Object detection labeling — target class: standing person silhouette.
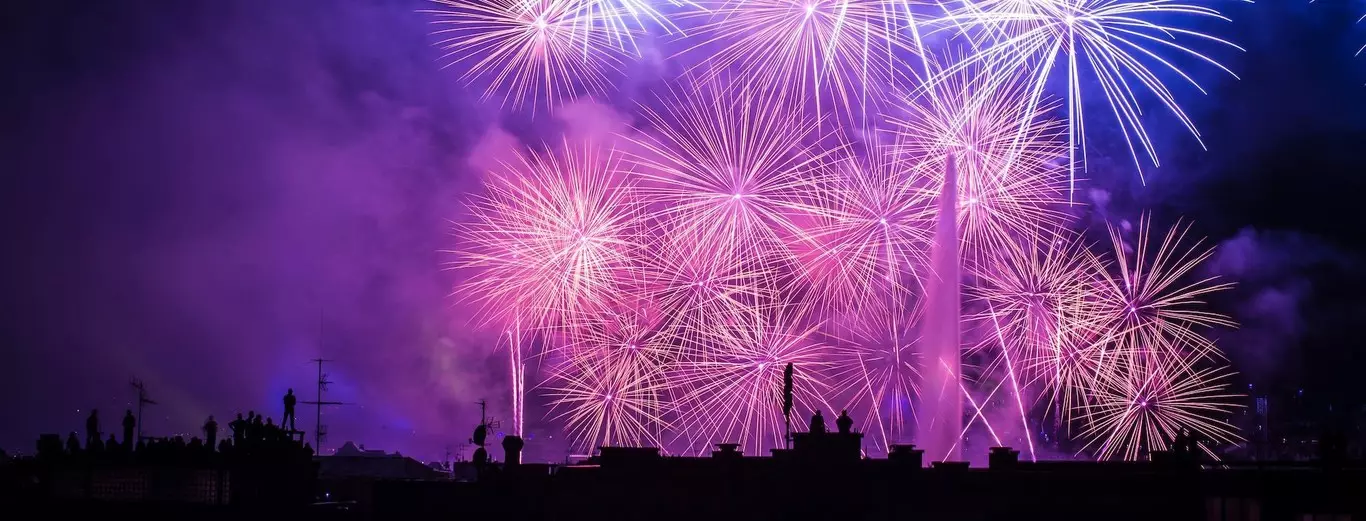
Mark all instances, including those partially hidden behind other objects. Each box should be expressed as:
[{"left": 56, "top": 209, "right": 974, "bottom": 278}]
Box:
[
  {"left": 282, "top": 389, "right": 297, "bottom": 432},
  {"left": 230, "top": 413, "right": 247, "bottom": 444},
  {"left": 809, "top": 410, "right": 827, "bottom": 435},
  {"left": 203, "top": 416, "right": 219, "bottom": 449},
  {"left": 85, "top": 409, "right": 101, "bottom": 448},
  {"left": 836, "top": 410, "right": 854, "bottom": 435},
  {"left": 122, "top": 410, "right": 136, "bottom": 446}
]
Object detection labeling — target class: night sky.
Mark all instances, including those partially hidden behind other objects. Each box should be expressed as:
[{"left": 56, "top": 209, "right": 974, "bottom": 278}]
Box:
[{"left": 2, "top": 0, "right": 1364, "bottom": 461}]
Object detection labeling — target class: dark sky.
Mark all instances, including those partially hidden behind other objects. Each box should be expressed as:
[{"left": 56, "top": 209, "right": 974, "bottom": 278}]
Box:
[{"left": 2, "top": 0, "right": 1364, "bottom": 460}]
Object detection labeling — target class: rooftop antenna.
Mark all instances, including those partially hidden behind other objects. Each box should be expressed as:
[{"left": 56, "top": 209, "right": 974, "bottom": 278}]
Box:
[
  {"left": 129, "top": 378, "right": 157, "bottom": 442},
  {"left": 302, "top": 313, "right": 347, "bottom": 453},
  {"left": 302, "top": 358, "right": 347, "bottom": 454}
]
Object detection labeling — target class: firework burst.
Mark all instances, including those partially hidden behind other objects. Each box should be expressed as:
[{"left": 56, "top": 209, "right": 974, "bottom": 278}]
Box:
[
  {"left": 784, "top": 144, "right": 935, "bottom": 316},
  {"left": 449, "top": 142, "right": 642, "bottom": 329},
  {"left": 1079, "top": 361, "right": 1242, "bottom": 461},
  {"left": 1091, "top": 215, "right": 1236, "bottom": 372},
  {"left": 627, "top": 79, "right": 836, "bottom": 268},
  {"left": 676, "top": 0, "right": 907, "bottom": 124},
  {"left": 424, "top": 0, "right": 628, "bottom": 111},
  {"left": 546, "top": 344, "right": 673, "bottom": 451},
  {"left": 932, "top": 0, "right": 1246, "bottom": 187},
  {"left": 827, "top": 295, "right": 922, "bottom": 454},
  {"left": 667, "top": 301, "right": 835, "bottom": 455}
]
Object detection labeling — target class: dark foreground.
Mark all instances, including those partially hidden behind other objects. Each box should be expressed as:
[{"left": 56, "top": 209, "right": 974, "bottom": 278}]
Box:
[{"left": 8, "top": 457, "right": 1366, "bottom": 521}]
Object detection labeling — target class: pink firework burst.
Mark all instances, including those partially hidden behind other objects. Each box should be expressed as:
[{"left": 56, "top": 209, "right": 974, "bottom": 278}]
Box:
[
  {"left": 666, "top": 301, "right": 835, "bottom": 456},
  {"left": 642, "top": 235, "right": 777, "bottom": 352},
  {"left": 1079, "top": 361, "right": 1242, "bottom": 461},
  {"left": 827, "top": 295, "right": 922, "bottom": 455},
  {"left": 545, "top": 345, "right": 673, "bottom": 452},
  {"left": 423, "top": 0, "right": 628, "bottom": 112},
  {"left": 887, "top": 58, "right": 1071, "bottom": 262},
  {"left": 449, "top": 142, "right": 643, "bottom": 330},
  {"left": 676, "top": 0, "right": 907, "bottom": 123},
  {"left": 783, "top": 144, "right": 935, "bottom": 316},
  {"left": 627, "top": 79, "right": 835, "bottom": 270}
]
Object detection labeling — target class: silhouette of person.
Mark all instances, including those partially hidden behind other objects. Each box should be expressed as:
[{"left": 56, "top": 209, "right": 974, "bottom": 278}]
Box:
[
  {"left": 282, "top": 389, "right": 298, "bottom": 431},
  {"left": 106, "top": 434, "right": 119, "bottom": 452},
  {"left": 265, "top": 417, "right": 279, "bottom": 442},
  {"left": 1172, "top": 428, "right": 1190, "bottom": 458},
  {"left": 204, "top": 416, "right": 219, "bottom": 449},
  {"left": 230, "top": 413, "right": 247, "bottom": 443},
  {"left": 66, "top": 432, "right": 81, "bottom": 454},
  {"left": 85, "top": 409, "right": 100, "bottom": 448},
  {"left": 122, "top": 410, "right": 136, "bottom": 446},
  {"left": 249, "top": 412, "right": 262, "bottom": 442},
  {"left": 809, "top": 410, "right": 827, "bottom": 435},
  {"left": 836, "top": 410, "right": 853, "bottom": 435}
]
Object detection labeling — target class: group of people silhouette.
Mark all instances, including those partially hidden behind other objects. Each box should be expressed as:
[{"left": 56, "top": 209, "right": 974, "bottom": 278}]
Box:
[
  {"left": 50, "top": 389, "right": 309, "bottom": 466},
  {"left": 807, "top": 409, "right": 856, "bottom": 436}
]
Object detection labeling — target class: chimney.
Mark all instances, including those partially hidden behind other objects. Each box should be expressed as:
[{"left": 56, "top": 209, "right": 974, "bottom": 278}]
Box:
[
  {"left": 889, "top": 444, "right": 924, "bottom": 468},
  {"left": 989, "top": 446, "right": 1019, "bottom": 470}
]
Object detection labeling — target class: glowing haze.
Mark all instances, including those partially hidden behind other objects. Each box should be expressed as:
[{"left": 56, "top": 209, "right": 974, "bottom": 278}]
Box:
[
  {"left": 10, "top": 0, "right": 1366, "bottom": 464},
  {"left": 439, "top": 0, "right": 1246, "bottom": 461}
]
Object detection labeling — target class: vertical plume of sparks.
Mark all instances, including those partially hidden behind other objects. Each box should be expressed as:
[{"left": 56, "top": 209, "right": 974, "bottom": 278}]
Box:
[
  {"left": 423, "top": 0, "right": 628, "bottom": 111},
  {"left": 932, "top": 0, "right": 1247, "bottom": 189}
]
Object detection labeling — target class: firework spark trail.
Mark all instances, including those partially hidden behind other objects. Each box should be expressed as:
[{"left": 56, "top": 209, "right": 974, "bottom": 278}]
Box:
[
  {"left": 448, "top": 142, "right": 643, "bottom": 434},
  {"left": 676, "top": 0, "right": 908, "bottom": 124},
  {"left": 424, "top": 0, "right": 628, "bottom": 111},
  {"left": 931, "top": 0, "right": 1247, "bottom": 190},
  {"left": 827, "top": 296, "right": 922, "bottom": 454},
  {"left": 1093, "top": 214, "right": 1236, "bottom": 373},
  {"left": 938, "top": 357, "right": 1005, "bottom": 461},
  {"left": 983, "top": 300, "right": 1037, "bottom": 462},
  {"left": 784, "top": 145, "right": 935, "bottom": 315},
  {"left": 667, "top": 301, "right": 836, "bottom": 455},
  {"left": 888, "top": 57, "right": 1071, "bottom": 262},
  {"left": 1079, "top": 361, "right": 1242, "bottom": 461},
  {"left": 627, "top": 79, "right": 838, "bottom": 271}
]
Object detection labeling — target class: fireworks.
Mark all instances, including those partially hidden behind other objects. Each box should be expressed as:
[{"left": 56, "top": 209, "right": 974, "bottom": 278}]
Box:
[
  {"left": 930, "top": 0, "right": 1246, "bottom": 188},
  {"left": 423, "top": 0, "right": 628, "bottom": 111},
  {"left": 627, "top": 80, "right": 835, "bottom": 267},
  {"left": 675, "top": 0, "right": 906, "bottom": 124},
  {"left": 887, "top": 59, "right": 1071, "bottom": 261},
  {"left": 827, "top": 295, "right": 922, "bottom": 453},
  {"left": 434, "top": 0, "right": 1248, "bottom": 461},
  {"left": 668, "top": 301, "right": 834, "bottom": 455}
]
